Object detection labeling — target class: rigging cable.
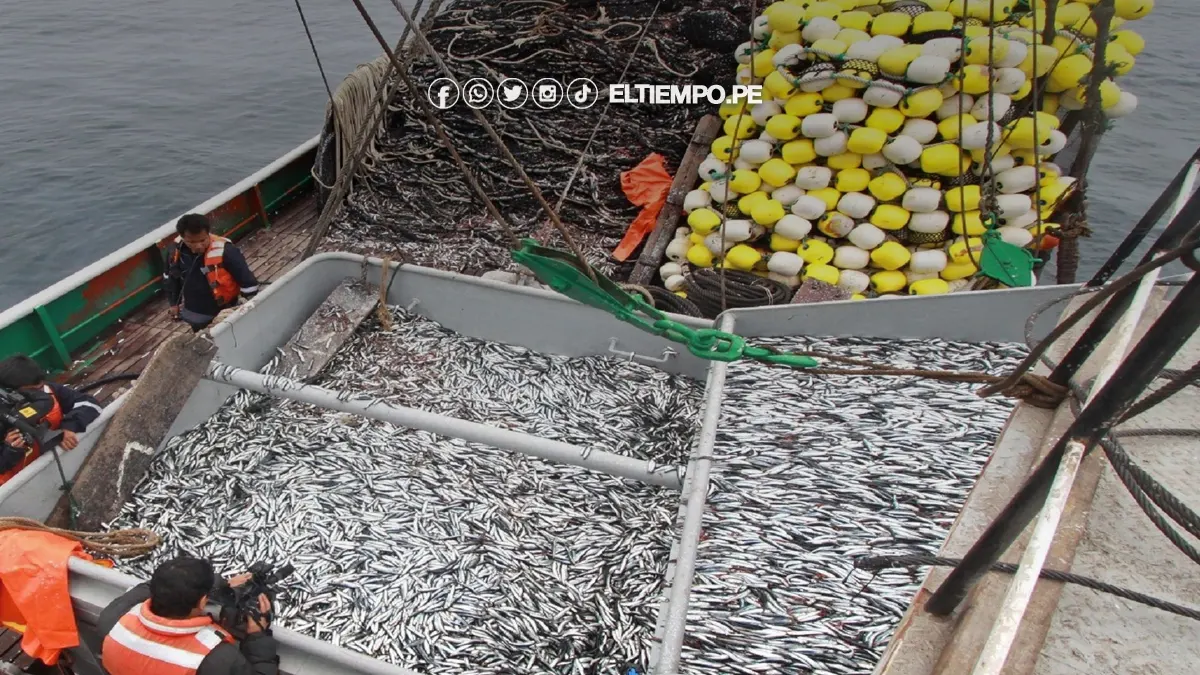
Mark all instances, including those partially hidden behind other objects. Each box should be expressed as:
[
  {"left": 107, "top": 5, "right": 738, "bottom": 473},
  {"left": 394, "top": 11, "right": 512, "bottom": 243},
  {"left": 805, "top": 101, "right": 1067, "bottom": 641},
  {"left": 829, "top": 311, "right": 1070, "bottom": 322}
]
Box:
[
  {"left": 855, "top": 554, "right": 1200, "bottom": 622},
  {"left": 292, "top": 0, "right": 335, "bottom": 105},
  {"left": 302, "top": 0, "right": 439, "bottom": 258},
  {"left": 347, "top": 0, "right": 522, "bottom": 249},
  {"left": 322, "top": 0, "right": 725, "bottom": 276}
]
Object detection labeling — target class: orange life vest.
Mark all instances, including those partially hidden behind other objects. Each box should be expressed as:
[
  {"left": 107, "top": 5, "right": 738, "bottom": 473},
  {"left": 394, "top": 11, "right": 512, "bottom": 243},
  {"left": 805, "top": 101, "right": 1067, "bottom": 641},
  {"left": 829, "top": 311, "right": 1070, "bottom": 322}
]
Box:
[
  {"left": 101, "top": 601, "right": 234, "bottom": 675},
  {"left": 172, "top": 235, "right": 240, "bottom": 306},
  {"left": 0, "top": 386, "right": 62, "bottom": 485}
]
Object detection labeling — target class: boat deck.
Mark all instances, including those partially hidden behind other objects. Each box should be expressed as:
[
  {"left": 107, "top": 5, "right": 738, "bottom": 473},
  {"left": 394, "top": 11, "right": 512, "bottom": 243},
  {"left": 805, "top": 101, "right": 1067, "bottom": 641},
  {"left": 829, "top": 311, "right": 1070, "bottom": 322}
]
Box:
[
  {"left": 59, "top": 195, "right": 320, "bottom": 403},
  {"left": 1034, "top": 326, "right": 1200, "bottom": 675},
  {"left": 0, "top": 627, "right": 37, "bottom": 672},
  {"left": 875, "top": 290, "right": 1200, "bottom": 675}
]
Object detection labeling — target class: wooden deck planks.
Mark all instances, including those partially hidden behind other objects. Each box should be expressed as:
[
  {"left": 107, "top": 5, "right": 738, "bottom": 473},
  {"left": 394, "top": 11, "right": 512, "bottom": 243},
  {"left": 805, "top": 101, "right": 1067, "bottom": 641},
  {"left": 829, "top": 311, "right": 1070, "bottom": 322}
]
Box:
[{"left": 60, "top": 194, "right": 320, "bottom": 403}]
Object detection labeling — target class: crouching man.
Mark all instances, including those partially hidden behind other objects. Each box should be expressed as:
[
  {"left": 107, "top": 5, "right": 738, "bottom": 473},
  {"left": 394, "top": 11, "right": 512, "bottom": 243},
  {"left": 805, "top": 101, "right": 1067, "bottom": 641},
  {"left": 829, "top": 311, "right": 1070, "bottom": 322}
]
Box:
[
  {"left": 96, "top": 556, "right": 279, "bottom": 675},
  {"left": 0, "top": 354, "right": 103, "bottom": 486}
]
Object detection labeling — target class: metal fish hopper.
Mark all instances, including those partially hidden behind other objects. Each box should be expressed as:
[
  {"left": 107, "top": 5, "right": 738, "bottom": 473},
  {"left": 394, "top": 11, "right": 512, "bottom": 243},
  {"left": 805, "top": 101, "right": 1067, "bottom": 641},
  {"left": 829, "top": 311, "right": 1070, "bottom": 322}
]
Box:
[{"left": 0, "top": 253, "right": 1079, "bottom": 675}]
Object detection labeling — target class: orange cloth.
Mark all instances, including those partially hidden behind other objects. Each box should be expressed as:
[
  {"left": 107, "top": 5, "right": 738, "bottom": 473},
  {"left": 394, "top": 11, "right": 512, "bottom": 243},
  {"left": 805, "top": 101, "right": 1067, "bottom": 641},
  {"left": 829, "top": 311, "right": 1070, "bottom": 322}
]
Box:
[
  {"left": 0, "top": 530, "right": 94, "bottom": 665},
  {"left": 613, "top": 153, "right": 675, "bottom": 262}
]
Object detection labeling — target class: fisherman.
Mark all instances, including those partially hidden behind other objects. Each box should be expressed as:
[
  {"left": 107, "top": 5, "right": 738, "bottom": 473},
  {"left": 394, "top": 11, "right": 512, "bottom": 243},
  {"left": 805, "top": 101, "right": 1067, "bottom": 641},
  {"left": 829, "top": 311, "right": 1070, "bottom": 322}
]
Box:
[
  {"left": 0, "top": 354, "right": 103, "bottom": 486},
  {"left": 164, "top": 213, "right": 259, "bottom": 332},
  {"left": 95, "top": 556, "right": 280, "bottom": 675}
]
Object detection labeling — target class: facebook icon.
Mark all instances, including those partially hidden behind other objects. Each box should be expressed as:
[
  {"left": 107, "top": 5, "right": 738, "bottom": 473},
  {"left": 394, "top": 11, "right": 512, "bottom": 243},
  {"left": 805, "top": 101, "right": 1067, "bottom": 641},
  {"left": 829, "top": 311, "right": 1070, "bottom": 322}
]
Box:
[{"left": 427, "top": 78, "right": 459, "bottom": 109}]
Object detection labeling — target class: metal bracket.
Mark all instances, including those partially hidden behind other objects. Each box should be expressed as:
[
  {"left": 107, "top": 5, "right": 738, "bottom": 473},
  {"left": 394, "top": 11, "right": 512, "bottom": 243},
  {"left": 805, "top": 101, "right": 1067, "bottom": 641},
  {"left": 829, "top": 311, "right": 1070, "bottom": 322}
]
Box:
[{"left": 607, "top": 337, "right": 676, "bottom": 364}]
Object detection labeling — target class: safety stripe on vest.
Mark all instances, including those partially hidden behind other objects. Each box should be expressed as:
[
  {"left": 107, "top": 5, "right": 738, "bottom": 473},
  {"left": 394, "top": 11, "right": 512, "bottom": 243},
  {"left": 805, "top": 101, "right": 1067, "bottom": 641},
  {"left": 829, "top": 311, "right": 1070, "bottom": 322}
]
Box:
[
  {"left": 195, "top": 629, "right": 223, "bottom": 650},
  {"left": 76, "top": 401, "right": 104, "bottom": 414},
  {"left": 107, "top": 622, "right": 206, "bottom": 669},
  {"left": 132, "top": 603, "right": 205, "bottom": 635},
  {"left": 240, "top": 285, "right": 259, "bottom": 294}
]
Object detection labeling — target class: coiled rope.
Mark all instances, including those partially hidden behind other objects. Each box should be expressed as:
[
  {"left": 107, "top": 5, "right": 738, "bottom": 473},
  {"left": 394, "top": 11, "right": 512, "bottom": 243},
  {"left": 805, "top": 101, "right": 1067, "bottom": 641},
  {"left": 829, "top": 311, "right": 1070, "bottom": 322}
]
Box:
[
  {"left": 682, "top": 269, "right": 791, "bottom": 318},
  {"left": 322, "top": 54, "right": 395, "bottom": 185},
  {"left": 0, "top": 517, "right": 160, "bottom": 558},
  {"left": 856, "top": 553, "right": 1200, "bottom": 622},
  {"left": 619, "top": 283, "right": 704, "bottom": 318}
]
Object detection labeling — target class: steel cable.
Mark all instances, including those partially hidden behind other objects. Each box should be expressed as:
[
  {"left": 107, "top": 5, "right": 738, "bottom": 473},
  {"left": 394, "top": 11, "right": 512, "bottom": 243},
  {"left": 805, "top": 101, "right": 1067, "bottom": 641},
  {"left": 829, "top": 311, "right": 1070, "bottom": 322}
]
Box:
[{"left": 856, "top": 553, "right": 1200, "bottom": 622}]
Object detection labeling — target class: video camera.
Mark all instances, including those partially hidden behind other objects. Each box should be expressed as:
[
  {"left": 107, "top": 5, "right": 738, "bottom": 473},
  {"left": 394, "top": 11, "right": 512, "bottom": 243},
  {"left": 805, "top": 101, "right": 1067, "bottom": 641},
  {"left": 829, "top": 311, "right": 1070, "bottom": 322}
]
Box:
[
  {"left": 0, "top": 386, "right": 62, "bottom": 451},
  {"left": 210, "top": 562, "right": 295, "bottom": 639}
]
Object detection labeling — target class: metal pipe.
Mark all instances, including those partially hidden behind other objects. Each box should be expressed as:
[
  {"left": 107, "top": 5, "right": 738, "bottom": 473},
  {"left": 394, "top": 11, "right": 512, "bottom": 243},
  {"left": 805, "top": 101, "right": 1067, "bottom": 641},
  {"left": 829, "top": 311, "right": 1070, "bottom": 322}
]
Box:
[
  {"left": 1049, "top": 184, "right": 1200, "bottom": 384},
  {"left": 926, "top": 268, "right": 1200, "bottom": 616},
  {"left": 970, "top": 440, "right": 1084, "bottom": 675},
  {"left": 1088, "top": 150, "right": 1200, "bottom": 287},
  {"left": 204, "top": 363, "right": 683, "bottom": 489},
  {"left": 652, "top": 314, "right": 735, "bottom": 675}
]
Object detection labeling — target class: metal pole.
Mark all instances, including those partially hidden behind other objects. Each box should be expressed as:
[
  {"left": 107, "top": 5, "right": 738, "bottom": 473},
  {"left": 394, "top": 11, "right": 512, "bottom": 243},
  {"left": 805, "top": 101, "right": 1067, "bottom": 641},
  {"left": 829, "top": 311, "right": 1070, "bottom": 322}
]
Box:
[
  {"left": 969, "top": 215, "right": 1164, "bottom": 673},
  {"left": 969, "top": 441, "right": 1084, "bottom": 675},
  {"left": 1088, "top": 151, "right": 1200, "bottom": 287},
  {"left": 205, "top": 363, "right": 683, "bottom": 489},
  {"left": 1049, "top": 185, "right": 1200, "bottom": 385},
  {"left": 926, "top": 267, "right": 1200, "bottom": 616},
  {"left": 653, "top": 314, "right": 734, "bottom": 675}
]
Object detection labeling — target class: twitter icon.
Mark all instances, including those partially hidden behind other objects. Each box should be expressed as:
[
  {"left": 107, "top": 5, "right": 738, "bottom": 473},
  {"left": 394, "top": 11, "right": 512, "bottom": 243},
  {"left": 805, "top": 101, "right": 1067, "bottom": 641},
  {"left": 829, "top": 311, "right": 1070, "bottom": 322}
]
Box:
[{"left": 497, "top": 78, "right": 529, "bottom": 109}]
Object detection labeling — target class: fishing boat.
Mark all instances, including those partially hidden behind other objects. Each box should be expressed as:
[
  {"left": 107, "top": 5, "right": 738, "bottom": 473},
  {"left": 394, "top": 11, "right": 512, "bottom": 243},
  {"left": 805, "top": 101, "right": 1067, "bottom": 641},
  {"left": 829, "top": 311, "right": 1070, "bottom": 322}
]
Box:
[
  {"left": 2, "top": 0, "right": 1199, "bottom": 673},
  {"left": 1, "top": 225, "right": 1198, "bottom": 675}
]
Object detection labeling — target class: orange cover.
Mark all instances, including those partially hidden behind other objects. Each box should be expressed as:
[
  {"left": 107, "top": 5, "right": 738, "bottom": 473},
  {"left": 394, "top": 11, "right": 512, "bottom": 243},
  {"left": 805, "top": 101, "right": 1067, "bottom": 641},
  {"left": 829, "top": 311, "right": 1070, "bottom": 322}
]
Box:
[
  {"left": 613, "top": 153, "right": 675, "bottom": 261},
  {"left": 0, "top": 530, "right": 94, "bottom": 665}
]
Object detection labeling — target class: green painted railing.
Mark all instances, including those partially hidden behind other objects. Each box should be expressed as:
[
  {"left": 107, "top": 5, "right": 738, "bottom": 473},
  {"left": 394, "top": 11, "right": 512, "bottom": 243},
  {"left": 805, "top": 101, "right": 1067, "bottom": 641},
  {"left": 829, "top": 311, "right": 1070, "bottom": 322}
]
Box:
[{"left": 0, "top": 137, "right": 320, "bottom": 375}]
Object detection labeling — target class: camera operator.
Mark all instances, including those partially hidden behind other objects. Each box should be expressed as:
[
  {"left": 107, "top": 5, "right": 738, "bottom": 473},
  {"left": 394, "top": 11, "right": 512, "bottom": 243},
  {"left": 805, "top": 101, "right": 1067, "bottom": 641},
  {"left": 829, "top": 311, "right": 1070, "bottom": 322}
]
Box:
[
  {"left": 95, "top": 556, "right": 280, "bottom": 675},
  {"left": 0, "top": 354, "right": 103, "bottom": 486}
]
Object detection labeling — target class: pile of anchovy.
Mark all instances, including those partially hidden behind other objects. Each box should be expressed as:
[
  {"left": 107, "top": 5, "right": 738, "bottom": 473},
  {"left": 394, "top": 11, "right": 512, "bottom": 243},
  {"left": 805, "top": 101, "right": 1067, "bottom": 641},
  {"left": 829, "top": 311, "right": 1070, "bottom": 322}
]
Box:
[
  {"left": 111, "top": 308, "right": 703, "bottom": 674},
  {"left": 676, "top": 336, "right": 1027, "bottom": 675},
  {"left": 323, "top": 0, "right": 754, "bottom": 276}
]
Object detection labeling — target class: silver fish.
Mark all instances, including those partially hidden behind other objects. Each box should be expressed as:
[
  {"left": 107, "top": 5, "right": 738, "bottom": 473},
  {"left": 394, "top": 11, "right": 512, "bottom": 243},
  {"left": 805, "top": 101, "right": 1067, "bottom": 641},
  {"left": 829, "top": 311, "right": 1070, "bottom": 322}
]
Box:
[
  {"left": 673, "top": 335, "right": 1026, "bottom": 675},
  {"left": 110, "top": 308, "right": 705, "bottom": 674}
]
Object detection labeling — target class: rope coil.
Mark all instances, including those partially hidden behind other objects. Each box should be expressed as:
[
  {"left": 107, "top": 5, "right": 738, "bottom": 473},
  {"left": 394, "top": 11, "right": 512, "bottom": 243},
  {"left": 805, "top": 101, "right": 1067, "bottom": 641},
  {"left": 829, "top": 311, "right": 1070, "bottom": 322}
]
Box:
[
  {"left": 0, "top": 517, "right": 160, "bottom": 558},
  {"left": 681, "top": 268, "right": 790, "bottom": 318}
]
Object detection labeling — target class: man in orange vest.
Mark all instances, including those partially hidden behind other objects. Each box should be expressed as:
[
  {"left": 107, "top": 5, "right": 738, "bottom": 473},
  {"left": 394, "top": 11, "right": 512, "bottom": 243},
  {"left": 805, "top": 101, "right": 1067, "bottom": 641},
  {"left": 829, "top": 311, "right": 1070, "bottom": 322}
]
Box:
[
  {"left": 164, "top": 213, "right": 260, "bottom": 333},
  {"left": 0, "top": 354, "right": 103, "bottom": 486},
  {"left": 95, "top": 556, "right": 279, "bottom": 675}
]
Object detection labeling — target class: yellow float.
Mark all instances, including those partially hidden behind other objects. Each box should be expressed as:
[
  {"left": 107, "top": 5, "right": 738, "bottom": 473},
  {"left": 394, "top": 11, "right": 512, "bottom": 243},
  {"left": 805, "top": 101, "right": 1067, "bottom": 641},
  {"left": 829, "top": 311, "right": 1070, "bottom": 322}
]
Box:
[{"left": 675, "top": 0, "right": 1152, "bottom": 299}]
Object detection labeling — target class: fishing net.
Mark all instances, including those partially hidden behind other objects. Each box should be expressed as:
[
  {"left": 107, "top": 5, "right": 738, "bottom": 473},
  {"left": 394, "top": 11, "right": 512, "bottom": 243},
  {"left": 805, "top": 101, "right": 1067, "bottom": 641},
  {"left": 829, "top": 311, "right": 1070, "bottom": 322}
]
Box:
[{"left": 321, "top": 0, "right": 756, "bottom": 277}]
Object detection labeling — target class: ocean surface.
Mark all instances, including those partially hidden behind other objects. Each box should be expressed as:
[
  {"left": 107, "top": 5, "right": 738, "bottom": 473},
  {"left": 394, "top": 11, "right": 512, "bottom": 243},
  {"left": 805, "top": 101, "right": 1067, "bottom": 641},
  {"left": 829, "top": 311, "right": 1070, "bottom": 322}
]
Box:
[{"left": 1, "top": 1, "right": 1197, "bottom": 309}]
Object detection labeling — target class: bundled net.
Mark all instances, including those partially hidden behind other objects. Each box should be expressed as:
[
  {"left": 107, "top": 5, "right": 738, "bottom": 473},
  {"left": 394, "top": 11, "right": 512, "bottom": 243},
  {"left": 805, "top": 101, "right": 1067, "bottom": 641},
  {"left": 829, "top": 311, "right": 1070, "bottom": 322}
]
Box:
[
  {"left": 323, "top": 0, "right": 757, "bottom": 277},
  {"left": 661, "top": 0, "right": 1152, "bottom": 304}
]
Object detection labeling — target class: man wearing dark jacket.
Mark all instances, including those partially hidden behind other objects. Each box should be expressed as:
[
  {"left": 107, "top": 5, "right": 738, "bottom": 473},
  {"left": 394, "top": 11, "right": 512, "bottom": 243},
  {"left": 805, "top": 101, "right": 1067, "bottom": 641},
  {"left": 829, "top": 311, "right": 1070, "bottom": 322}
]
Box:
[
  {"left": 164, "top": 213, "right": 259, "bottom": 332},
  {"left": 95, "top": 556, "right": 279, "bottom": 675},
  {"left": 0, "top": 354, "right": 103, "bottom": 485}
]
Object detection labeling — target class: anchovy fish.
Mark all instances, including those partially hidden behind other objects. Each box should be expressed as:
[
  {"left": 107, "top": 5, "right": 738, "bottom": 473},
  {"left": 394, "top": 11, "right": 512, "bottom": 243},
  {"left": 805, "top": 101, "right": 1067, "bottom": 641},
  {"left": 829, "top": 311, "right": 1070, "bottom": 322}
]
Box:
[
  {"left": 674, "top": 335, "right": 1027, "bottom": 675},
  {"left": 110, "top": 308, "right": 704, "bottom": 674}
]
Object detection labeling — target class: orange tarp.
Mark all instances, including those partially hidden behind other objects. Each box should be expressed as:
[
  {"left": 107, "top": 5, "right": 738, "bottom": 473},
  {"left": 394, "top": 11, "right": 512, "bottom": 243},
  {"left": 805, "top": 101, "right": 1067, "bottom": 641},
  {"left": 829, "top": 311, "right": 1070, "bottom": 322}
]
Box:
[
  {"left": 613, "top": 153, "right": 675, "bottom": 262},
  {"left": 0, "top": 530, "right": 93, "bottom": 665}
]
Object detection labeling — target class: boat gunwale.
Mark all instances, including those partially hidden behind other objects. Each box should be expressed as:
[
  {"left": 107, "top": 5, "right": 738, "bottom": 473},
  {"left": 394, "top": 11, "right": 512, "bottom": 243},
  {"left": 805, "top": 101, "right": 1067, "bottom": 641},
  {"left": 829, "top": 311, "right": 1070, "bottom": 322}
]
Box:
[{"left": 0, "top": 136, "right": 320, "bottom": 358}]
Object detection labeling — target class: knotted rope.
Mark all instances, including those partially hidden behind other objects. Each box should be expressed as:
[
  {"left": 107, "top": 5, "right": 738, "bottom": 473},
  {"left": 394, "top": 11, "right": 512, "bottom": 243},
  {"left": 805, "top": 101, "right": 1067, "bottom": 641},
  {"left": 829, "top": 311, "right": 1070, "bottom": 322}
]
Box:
[{"left": 0, "top": 517, "right": 160, "bottom": 558}]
